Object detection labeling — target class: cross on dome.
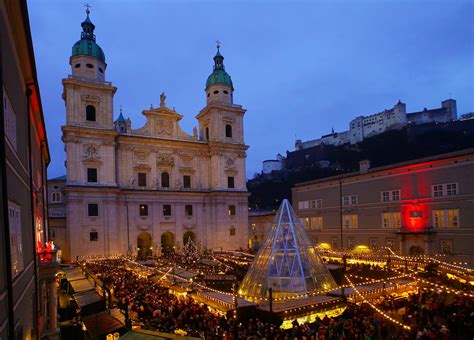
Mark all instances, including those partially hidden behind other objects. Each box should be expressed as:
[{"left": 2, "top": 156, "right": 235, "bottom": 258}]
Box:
[{"left": 84, "top": 3, "right": 91, "bottom": 15}]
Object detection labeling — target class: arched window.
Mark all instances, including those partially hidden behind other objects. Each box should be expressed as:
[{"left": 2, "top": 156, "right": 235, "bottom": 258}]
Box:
[
  {"left": 51, "top": 191, "right": 61, "bottom": 203},
  {"left": 161, "top": 172, "right": 170, "bottom": 188},
  {"left": 86, "top": 105, "right": 96, "bottom": 121},
  {"left": 205, "top": 127, "right": 210, "bottom": 141},
  {"left": 225, "top": 124, "right": 232, "bottom": 138}
]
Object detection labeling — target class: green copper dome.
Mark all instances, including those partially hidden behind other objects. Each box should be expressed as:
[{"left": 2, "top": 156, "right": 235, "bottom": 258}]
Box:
[
  {"left": 206, "top": 49, "right": 233, "bottom": 89},
  {"left": 71, "top": 12, "right": 105, "bottom": 63}
]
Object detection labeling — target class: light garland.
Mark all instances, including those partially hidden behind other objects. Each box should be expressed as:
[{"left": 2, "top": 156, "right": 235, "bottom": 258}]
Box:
[{"left": 345, "top": 275, "right": 411, "bottom": 331}]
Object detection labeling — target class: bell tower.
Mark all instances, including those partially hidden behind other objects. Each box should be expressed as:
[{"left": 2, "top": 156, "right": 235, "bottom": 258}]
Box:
[{"left": 62, "top": 7, "right": 116, "bottom": 129}]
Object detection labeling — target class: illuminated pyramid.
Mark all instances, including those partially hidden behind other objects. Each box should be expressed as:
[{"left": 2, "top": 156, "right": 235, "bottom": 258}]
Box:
[{"left": 239, "top": 199, "right": 336, "bottom": 300}]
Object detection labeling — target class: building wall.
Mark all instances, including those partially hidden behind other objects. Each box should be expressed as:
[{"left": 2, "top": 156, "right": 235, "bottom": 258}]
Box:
[
  {"left": 0, "top": 1, "right": 51, "bottom": 338},
  {"left": 248, "top": 212, "right": 275, "bottom": 250},
  {"left": 292, "top": 150, "right": 474, "bottom": 260}
]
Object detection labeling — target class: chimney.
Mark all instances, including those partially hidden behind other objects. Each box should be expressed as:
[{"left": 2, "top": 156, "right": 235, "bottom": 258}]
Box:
[{"left": 359, "top": 160, "right": 370, "bottom": 173}]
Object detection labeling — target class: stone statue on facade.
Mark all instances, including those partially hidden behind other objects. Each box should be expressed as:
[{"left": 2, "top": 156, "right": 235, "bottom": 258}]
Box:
[
  {"left": 153, "top": 177, "right": 160, "bottom": 188},
  {"left": 160, "top": 92, "right": 166, "bottom": 108},
  {"left": 129, "top": 176, "right": 136, "bottom": 186}
]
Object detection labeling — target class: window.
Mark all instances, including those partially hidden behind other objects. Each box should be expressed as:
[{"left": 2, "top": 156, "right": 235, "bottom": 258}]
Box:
[
  {"left": 382, "top": 212, "right": 401, "bottom": 228},
  {"left": 369, "top": 238, "right": 378, "bottom": 249},
  {"left": 185, "top": 205, "right": 193, "bottom": 216},
  {"left": 331, "top": 236, "right": 338, "bottom": 249},
  {"left": 205, "top": 127, "right": 210, "bottom": 140},
  {"left": 86, "top": 105, "right": 96, "bottom": 121},
  {"left": 87, "top": 168, "right": 97, "bottom": 183},
  {"left": 432, "top": 183, "right": 458, "bottom": 197},
  {"left": 138, "top": 173, "right": 147, "bottom": 187},
  {"left": 90, "top": 231, "right": 98, "bottom": 242},
  {"left": 223, "top": 90, "right": 229, "bottom": 94},
  {"left": 139, "top": 204, "right": 148, "bottom": 216},
  {"left": 310, "top": 216, "right": 323, "bottom": 230},
  {"left": 163, "top": 204, "right": 172, "bottom": 216},
  {"left": 302, "top": 217, "right": 310, "bottom": 229},
  {"left": 8, "top": 202, "right": 23, "bottom": 278},
  {"left": 213, "top": 90, "right": 219, "bottom": 94},
  {"left": 4, "top": 87, "right": 17, "bottom": 149},
  {"left": 183, "top": 175, "right": 191, "bottom": 188},
  {"left": 310, "top": 199, "right": 322, "bottom": 209},
  {"left": 347, "top": 237, "right": 355, "bottom": 249},
  {"left": 381, "top": 190, "right": 400, "bottom": 202},
  {"left": 343, "top": 195, "right": 357, "bottom": 206},
  {"left": 228, "top": 205, "right": 236, "bottom": 216},
  {"left": 225, "top": 124, "right": 232, "bottom": 138},
  {"left": 440, "top": 240, "right": 453, "bottom": 254},
  {"left": 343, "top": 214, "right": 358, "bottom": 228},
  {"left": 99, "top": 67, "right": 104, "bottom": 73},
  {"left": 433, "top": 209, "right": 459, "bottom": 228},
  {"left": 297, "top": 200, "right": 309, "bottom": 210},
  {"left": 88, "top": 204, "right": 99, "bottom": 217},
  {"left": 230, "top": 227, "right": 236, "bottom": 236},
  {"left": 161, "top": 172, "right": 170, "bottom": 188},
  {"left": 75, "top": 63, "right": 81, "bottom": 68},
  {"left": 86, "top": 63, "right": 94, "bottom": 68},
  {"left": 227, "top": 176, "right": 235, "bottom": 189},
  {"left": 51, "top": 191, "right": 61, "bottom": 203}
]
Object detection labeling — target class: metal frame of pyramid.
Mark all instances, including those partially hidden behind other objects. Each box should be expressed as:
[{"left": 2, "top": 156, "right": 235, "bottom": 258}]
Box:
[{"left": 239, "top": 199, "right": 337, "bottom": 300}]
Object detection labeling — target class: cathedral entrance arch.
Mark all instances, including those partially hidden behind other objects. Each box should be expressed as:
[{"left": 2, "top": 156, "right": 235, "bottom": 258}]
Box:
[
  {"left": 183, "top": 231, "right": 196, "bottom": 245},
  {"left": 137, "top": 232, "right": 152, "bottom": 260},
  {"left": 409, "top": 245, "right": 424, "bottom": 255},
  {"left": 161, "top": 231, "right": 175, "bottom": 254}
]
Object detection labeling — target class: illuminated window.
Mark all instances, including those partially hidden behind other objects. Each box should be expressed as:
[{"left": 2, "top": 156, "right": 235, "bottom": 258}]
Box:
[
  {"left": 331, "top": 236, "right": 338, "bottom": 248},
  {"left": 433, "top": 209, "right": 459, "bottom": 228},
  {"left": 139, "top": 204, "right": 148, "bottom": 216},
  {"left": 343, "top": 214, "right": 358, "bottom": 228},
  {"left": 310, "top": 199, "right": 322, "bottom": 208},
  {"left": 228, "top": 205, "right": 236, "bottom": 216},
  {"left": 302, "top": 217, "right": 310, "bottom": 229},
  {"left": 382, "top": 212, "right": 401, "bottom": 228},
  {"left": 347, "top": 237, "right": 355, "bottom": 249},
  {"left": 343, "top": 195, "right": 357, "bottom": 206},
  {"left": 8, "top": 201, "right": 23, "bottom": 278},
  {"left": 310, "top": 216, "right": 323, "bottom": 230}
]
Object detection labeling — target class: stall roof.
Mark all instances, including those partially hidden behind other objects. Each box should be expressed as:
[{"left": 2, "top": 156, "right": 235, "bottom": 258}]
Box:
[
  {"left": 82, "top": 308, "right": 125, "bottom": 337},
  {"left": 73, "top": 290, "right": 102, "bottom": 308},
  {"left": 120, "top": 329, "right": 201, "bottom": 339},
  {"left": 70, "top": 278, "right": 94, "bottom": 294}
]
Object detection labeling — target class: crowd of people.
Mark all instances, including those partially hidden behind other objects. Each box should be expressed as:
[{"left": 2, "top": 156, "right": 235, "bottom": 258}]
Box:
[{"left": 84, "top": 259, "right": 474, "bottom": 339}]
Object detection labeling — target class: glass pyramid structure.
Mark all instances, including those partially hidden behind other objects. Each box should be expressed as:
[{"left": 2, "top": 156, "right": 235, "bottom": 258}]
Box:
[{"left": 239, "top": 199, "right": 337, "bottom": 300}]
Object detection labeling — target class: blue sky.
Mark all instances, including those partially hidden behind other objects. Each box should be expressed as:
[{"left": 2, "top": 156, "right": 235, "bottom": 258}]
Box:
[{"left": 28, "top": 0, "right": 474, "bottom": 179}]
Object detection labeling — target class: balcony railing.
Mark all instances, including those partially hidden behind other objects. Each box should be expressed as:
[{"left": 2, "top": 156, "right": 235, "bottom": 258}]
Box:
[{"left": 67, "top": 74, "right": 112, "bottom": 86}]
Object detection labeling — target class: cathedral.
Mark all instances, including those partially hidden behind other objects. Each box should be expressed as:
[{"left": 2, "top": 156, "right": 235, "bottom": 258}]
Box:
[{"left": 61, "top": 10, "right": 249, "bottom": 260}]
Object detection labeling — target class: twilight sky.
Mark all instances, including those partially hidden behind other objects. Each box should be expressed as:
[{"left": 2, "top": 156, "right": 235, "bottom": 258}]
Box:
[{"left": 28, "top": 0, "right": 474, "bottom": 179}]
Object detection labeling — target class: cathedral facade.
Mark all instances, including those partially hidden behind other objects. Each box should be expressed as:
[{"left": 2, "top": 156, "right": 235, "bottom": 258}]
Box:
[{"left": 62, "top": 11, "right": 249, "bottom": 260}]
